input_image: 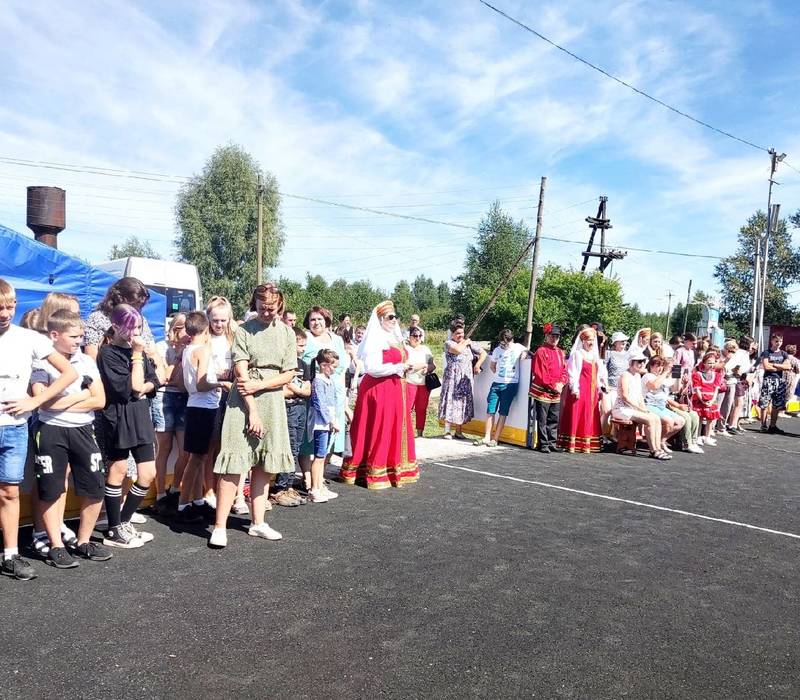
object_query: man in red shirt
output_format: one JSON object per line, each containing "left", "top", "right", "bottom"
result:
{"left": 530, "top": 324, "right": 568, "bottom": 453}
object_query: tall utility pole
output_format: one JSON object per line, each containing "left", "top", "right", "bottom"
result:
{"left": 750, "top": 148, "right": 785, "bottom": 338}
{"left": 256, "top": 173, "right": 264, "bottom": 284}
{"left": 757, "top": 202, "right": 781, "bottom": 345}
{"left": 524, "top": 176, "right": 546, "bottom": 349}
{"left": 682, "top": 279, "right": 693, "bottom": 335}
{"left": 664, "top": 291, "right": 674, "bottom": 337}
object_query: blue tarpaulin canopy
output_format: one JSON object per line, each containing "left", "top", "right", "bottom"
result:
{"left": 0, "top": 223, "right": 166, "bottom": 341}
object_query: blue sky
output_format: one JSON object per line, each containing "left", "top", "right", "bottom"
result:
{"left": 1, "top": 0, "right": 799, "bottom": 312}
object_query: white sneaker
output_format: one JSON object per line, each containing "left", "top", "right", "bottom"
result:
{"left": 704, "top": 437, "right": 717, "bottom": 446}
{"left": 322, "top": 486, "right": 339, "bottom": 500}
{"left": 686, "top": 444, "right": 705, "bottom": 454}
{"left": 247, "top": 522, "right": 282, "bottom": 540}
{"left": 696, "top": 436, "right": 705, "bottom": 445}
{"left": 130, "top": 512, "right": 148, "bottom": 525}
{"left": 231, "top": 499, "right": 250, "bottom": 515}
{"left": 209, "top": 528, "right": 227, "bottom": 548}
{"left": 328, "top": 454, "right": 343, "bottom": 468}
{"left": 308, "top": 489, "right": 329, "bottom": 503}
{"left": 123, "top": 522, "right": 154, "bottom": 543}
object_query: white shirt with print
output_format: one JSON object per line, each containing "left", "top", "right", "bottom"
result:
{"left": 490, "top": 342, "right": 527, "bottom": 384}
{"left": 31, "top": 349, "right": 100, "bottom": 428}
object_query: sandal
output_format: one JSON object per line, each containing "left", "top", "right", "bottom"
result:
{"left": 453, "top": 432, "right": 467, "bottom": 440}
{"left": 487, "top": 440, "right": 498, "bottom": 447}
{"left": 443, "top": 433, "right": 453, "bottom": 440}
{"left": 650, "top": 450, "right": 672, "bottom": 460}
{"left": 473, "top": 438, "right": 489, "bottom": 447}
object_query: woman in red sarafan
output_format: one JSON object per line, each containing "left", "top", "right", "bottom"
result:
{"left": 339, "top": 300, "right": 418, "bottom": 489}
{"left": 557, "top": 326, "right": 607, "bottom": 453}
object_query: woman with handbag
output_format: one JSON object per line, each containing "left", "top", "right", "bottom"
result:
{"left": 404, "top": 329, "right": 436, "bottom": 437}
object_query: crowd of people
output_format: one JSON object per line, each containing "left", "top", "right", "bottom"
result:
{"left": 0, "top": 275, "right": 796, "bottom": 581}
{"left": 0, "top": 277, "right": 430, "bottom": 580}
{"left": 522, "top": 323, "right": 798, "bottom": 459}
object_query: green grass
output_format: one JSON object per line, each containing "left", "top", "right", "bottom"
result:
{"left": 421, "top": 329, "right": 446, "bottom": 437}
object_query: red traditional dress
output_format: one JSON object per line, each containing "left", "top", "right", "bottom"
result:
{"left": 556, "top": 359, "right": 602, "bottom": 453}
{"left": 340, "top": 346, "right": 419, "bottom": 489}
{"left": 691, "top": 369, "right": 721, "bottom": 421}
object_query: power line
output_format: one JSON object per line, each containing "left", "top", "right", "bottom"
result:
{"left": 781, "top": 160, "right": 800, "bottom": 176}
{"left": 0, "top": 154, "right": 726, "bottom": 261}
{"left": 478, "top": 1, "right": 769, "bottom": 153}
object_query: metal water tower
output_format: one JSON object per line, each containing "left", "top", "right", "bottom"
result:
{"left": 26, "top": 186, "right": 65, "bottom": 248}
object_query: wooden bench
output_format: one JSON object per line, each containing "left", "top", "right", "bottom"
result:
{"left": 612, "top": 418, "right": 638, "bottom": 454}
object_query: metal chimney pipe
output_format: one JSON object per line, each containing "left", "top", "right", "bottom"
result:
{"left": 27, "top": 186, "right": 65, "bottom": 248}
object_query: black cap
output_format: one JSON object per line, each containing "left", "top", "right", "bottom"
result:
{"left": 543, "top": 323, "right": 561, "bottom": 336}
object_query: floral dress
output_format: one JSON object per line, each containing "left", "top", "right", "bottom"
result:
{"left": 438, "top": 340, "right": 475, "bottom": 425}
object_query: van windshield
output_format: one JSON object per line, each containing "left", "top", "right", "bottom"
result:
{"left": 146, "top": 286, "right": 196, "bottom": 314}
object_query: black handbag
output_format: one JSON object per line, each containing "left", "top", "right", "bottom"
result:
{"left": 424, "top": 371, "right": 441, "bottom": 391}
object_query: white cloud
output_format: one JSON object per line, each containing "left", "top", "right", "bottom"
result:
{"left": 0, "top": 0, "right": 797, "bottom": 314}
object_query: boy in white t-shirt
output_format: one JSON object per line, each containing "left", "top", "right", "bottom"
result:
{"left": 31, "top": 310, "right": 112, "bottom": 569}
{"left": 0, "top": 279, "right": 78, "bottom": 580}
{"left": 475, "top": 329, "right": 529, "bottom": 447}
{"left": 178, "top": 312, "right": 229, "bottom": 526}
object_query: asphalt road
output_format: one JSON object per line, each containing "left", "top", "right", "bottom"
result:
{"left": 3, "top": 423, "right": 798, "bottom": 699}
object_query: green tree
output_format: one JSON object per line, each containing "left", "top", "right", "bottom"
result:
{"left": 531, "top": 265, "right": 628, "bottom": 346}
{"left": 452, "top": 202, "right": 530, "bottom": 302}
{"left": 174, "top": 144, "right": 284, "bottom": 315}
{"left": 714, "top": 211, "right": 800, "bottom": 330}
{"left": 392, "top": 280, "right": 415, "bottom": 321}
{"left": 436, "top": 280, "right": 451, "bottom": 306}
{"left": 411, "top": 275, "right": 438, "bottom": 310}
{"left": 277, "top": 274, "right": 385, "bottom": 324}
{"left": 451, "top": 202, "right": 531, "bottom": 337}
{"left": 108, "top": 235, "right": 161, "bottom": 260}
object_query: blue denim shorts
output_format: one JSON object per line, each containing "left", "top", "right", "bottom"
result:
{"left": 313, "top": 429, "right": 331, "bottom": 458}
{"left": 152, "top": 391, "right": 188, "bottom": 432}
{"left": 0, "top": 423, "right": 30, "bottom": 484}
{"left": 486, "top": 382, "right": 519, "bottom": 416}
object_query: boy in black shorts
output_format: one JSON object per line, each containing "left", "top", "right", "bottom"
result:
{"left": 759, "top": 333, "right": 792, "bottom": 434}
{"left": 31, "top": 310, "right": 112, "bottom": 568}
{"left": 177, "top": 312, "right": 227, "bottom": 523}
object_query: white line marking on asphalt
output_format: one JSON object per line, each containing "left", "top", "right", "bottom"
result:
{"left": 430, "top": 461, "right": 800, "bottom": 540}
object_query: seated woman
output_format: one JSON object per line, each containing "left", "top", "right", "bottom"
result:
{"left": 612, "top": 351, "right": 670, "bottom": 460}
{"left": 642, "top": 356, "right": 686, "bottom": 453}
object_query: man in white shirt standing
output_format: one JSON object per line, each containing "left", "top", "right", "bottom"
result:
{"left": 0, "top": 279, "right": 78, "bottom": 580}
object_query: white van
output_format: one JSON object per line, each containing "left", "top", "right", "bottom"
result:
{"left": 96, "top": 257, "right": 202, "bottom": 314}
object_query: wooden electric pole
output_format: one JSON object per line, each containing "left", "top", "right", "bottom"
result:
{"left": 524, "top": 176, "right": 546, "bottom": 349}
{"left": 664, "top": 291, "right": 673, "bottom": 337}
{"left": 256, "top": 174, "right": 264, "bottom": 284}
{"left": 682, "top": 279, "right": 692, "bottom": 335}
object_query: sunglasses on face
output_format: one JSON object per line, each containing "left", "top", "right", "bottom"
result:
{"left": 385, "top": 314, "right": 397, "bottom": 320}
{"left": 410, "top": 333, "right": 422, "bottom": 338}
